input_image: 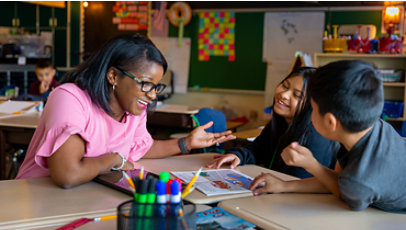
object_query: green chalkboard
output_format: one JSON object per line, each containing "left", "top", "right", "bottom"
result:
{"left": 325, "top": 10, "right": 382, "bottom": 36}
{"left": 169, "top": 12, "right": 267, "bottom": 91}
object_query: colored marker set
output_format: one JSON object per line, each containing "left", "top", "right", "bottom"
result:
{"left": 117, "top": 170, "right": 197, "bottom": 230}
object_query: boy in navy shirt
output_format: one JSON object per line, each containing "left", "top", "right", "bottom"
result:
{"left": 250, "top": 60, "right": 406, "bottom": 212}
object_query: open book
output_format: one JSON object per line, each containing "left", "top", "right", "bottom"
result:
{"left": 171, "top": 169, "right": 253, "bottom": 196}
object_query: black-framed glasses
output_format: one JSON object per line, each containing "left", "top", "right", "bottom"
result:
{"left": 115, "top": 67, "right": 166, "bottom": 94}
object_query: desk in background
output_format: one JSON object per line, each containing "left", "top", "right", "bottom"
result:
{"left": 0, "top": 112, "right": 40, "bottom": 180}
{"left": 147, "top": 103, "right": 199, "bottom": 129}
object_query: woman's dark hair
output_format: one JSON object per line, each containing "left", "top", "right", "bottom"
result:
{"left": 270, "top": 67, "right": 316, "bottom": 160}
{"left": 308, "top": 60, "right": 383, "bottom": 132}
{"left": 60, "top": 34, "right": 168, "bottom": 115}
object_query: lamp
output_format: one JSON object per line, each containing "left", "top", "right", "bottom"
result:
{"left": 384, "top": 6, "right": 401, "bottom": 24}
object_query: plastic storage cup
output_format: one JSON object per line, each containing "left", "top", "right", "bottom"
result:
{"left": 117, "top": 200, "right": 196, "bottom": 230}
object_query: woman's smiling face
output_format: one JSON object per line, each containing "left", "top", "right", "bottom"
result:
{"left": 111, "top": 62, "right": 164, "bottom": 119}
{"left": 273, "top": 75, "right": 305, "bottom": 124}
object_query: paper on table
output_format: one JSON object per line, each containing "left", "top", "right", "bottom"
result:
{"left": 171, "top": 169, "right": 253, "bottom": 196}
{"left": 0, "top": 101, "right": 37, "bottom": 114}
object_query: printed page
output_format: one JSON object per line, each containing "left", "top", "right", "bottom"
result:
{"left": 171, "top": 169, "right": 253, "bottom": 196}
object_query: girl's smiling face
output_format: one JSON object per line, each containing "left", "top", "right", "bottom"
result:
{"left": 273, "top": 75, "right": 305, "bottom": 124}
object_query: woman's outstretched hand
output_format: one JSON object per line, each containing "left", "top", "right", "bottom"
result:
{"left": 187, "top": 121, "right": 236, "bottom": 149}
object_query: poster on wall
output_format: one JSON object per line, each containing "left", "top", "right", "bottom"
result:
{"left": 112, "top": 1, "right": 149, "bottom": 31}
{"left": 198, "top": 11, "right": 236, "bottom": 61}
{"left": 150, "top": 37, "right": 191, "bottom": 93}
{"left": 262, "top": 12, "right": 324, "bottom": 108}
{"left": 262, "top": 12, "right": 324, "bottom": 62}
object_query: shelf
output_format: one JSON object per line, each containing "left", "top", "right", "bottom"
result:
{"left": 383, "top": 82, "right": 406, "bottom": 87}
{"left": 386, "top": 117, "right": 406, "bottom": 122}
{"left": 315, "top": 53, "right": 406, "bottom": 58}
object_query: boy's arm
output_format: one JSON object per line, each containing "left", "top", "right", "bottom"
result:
{"left": 281, "top": 142, "right": 341, "bottom": 197}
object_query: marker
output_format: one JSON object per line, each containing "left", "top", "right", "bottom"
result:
{"left": 159, "top": 172, "right": 170, "bottom": 182}
{"left": 156, "top": 180, "right": 167, "bottom": 219}
{"left": 145, "top": 178, "right": 156, "bottom": 229}
{"left": 166, "top": 179, "right": 173, "bottom": 203}
{"left": 170, "top": 180, "right": 181, "bottom": 204}
{"left": 146, "top": 178, "right": 157, "bottom": 204}
{"left": 156, "top": 180, "right": 167, "bottom": 204}
{"left": 139, "top": 166, "right": 144, "bottom": 180}
{"left": 122, "top": 171, "right": 135, "bottom": 194}
{"left": 173, "top": 178, "right": 183, "bottom": 192}
{"left": 184, "top": 167, "right": 202, "bottom": 192}
{"left": 136, "top": 179, "right": 149, "bottom": 204}
{"left": 132, "top": 177, "right": 140, "bottom": 201}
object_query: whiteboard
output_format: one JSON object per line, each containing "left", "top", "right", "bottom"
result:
{"left": 150, "top": 37, "right": 191, "bottom": 93}
{"left": 262, "top": 12, "right": 324, "bottom": 107}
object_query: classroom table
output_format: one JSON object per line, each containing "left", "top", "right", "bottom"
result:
{"left": 219, "top": 193, "right": 406, "bottom": 230}
{"left": 137, "top": 153, "right": 298, "bottom": 204}
{"left": 0, "top": 177, "right": 129, "bottom": 230}
{"left": 0, "top": 112, "right": 41, "bottom": 180}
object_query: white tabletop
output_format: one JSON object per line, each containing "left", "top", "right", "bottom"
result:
{"left": 0, "top": 177, "right": 130, "bottom": 229}
{"left": 219, "top": 193, "right": 406, "bottom": 230}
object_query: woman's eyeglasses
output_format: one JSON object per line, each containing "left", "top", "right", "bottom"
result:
{"left": 115, "top": 67, "right": 166, "bottom": 94}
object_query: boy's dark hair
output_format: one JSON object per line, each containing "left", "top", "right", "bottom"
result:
{"left": 272, "top": 67, "right": 316, "bottom": 152}
{"left": 36, "top": 59, "right": 53, "bottom": 69}
{"left": 308, "top": 60, "right": 383, "bottom": 133}
{"left": 60, "top": 34, "right": 167, "bottom": 116}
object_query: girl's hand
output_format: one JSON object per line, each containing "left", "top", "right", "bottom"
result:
{"left": 187, "top": 121, "right": 236, "bottom": 149}
{"left": 206, "top": 154, "right": 241, "bottom": 169}
{"left": 249, "top": 172, "right": 287, "bottom": 196}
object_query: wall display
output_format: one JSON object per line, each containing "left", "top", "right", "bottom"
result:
{"left": 198, "top": 11, "right": 236, "bottom": 61}
{"left": 112, "top": 1, "right": 148, "bottom": 31}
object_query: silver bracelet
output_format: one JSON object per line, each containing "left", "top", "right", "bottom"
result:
{"left": 178, "top": 137, "right": 191, "bottom": 154}
{"left": 112, "top": 152, "right": 126, "bottom": 170}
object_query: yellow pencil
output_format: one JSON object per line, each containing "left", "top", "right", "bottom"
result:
{"left": 184, "top": 167, "right": 202, "bottom": 192}
{"left": 181, "top": 186, "right": 195, "bottom": 199}
{"left": 139, "top": 166, "right": 144, "bottom": 179}
{"left": 94, "top": 214, "right": 117, "bottom": 222}
{"left": 122, "top": 171, "right": 135, "bottom": 193}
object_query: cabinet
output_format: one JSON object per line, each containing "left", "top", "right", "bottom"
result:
{"left": 314, "top": 53, "right": 406, "bottom": 121}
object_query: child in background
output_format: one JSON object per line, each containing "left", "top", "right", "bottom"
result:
{"left": 207, "top": 67, "right": 339, "bottom": 179}
{"left": 29, "top": 59, "right": 59, "bottom": 97}
{"left": 250, "top": 60, "right": 406, "bottom": 212}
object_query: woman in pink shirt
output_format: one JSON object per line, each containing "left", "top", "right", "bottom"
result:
{"left": 17, "top": 34, "right": 235, "bottom": 188}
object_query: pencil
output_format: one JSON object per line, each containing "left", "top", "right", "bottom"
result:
{"left": 122, "top": 171, "right": 136, "bottom": 193}
{"left": 184, "top": 167, "right": 202, "bottom": 192}
{"left": 139, "top": 166, "right": 144, "bottom": 180}
{"left": 94, "top": 214, "right": 117, "bottom": 222}
{"left": 181, "top": 186, "right": 195, "bottom": 199}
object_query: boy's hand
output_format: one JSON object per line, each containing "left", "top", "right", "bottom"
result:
{"left": 39, "top": 81, "right": 50, "bottom": 94}
{"left": 281, "top": 142, "right": 318, "bottom": 171}
{"left": 249, "top": 172, "right": 287, "bottom": 195}
{"left": 205, "top": 153, "right": 241, "bottom": 169}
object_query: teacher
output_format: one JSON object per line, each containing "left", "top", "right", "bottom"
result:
{"left": 16, "top": 34, "right": 235, "bottom": 188}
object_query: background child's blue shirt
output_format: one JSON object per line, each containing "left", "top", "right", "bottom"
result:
{"left": 337, "top": 119, "right": 406, "bottom": 213}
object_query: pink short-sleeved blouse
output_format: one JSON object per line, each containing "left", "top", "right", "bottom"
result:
{"left": 16, "top": 83, "right": 154, "bottom": 179}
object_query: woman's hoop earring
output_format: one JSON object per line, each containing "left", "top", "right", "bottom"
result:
{"left": 112, "top": 85, "right": 116, "bottom": 91}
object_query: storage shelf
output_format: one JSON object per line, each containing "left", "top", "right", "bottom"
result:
{"left": 314, "top": 53, "right": 406, "bottom": 123}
